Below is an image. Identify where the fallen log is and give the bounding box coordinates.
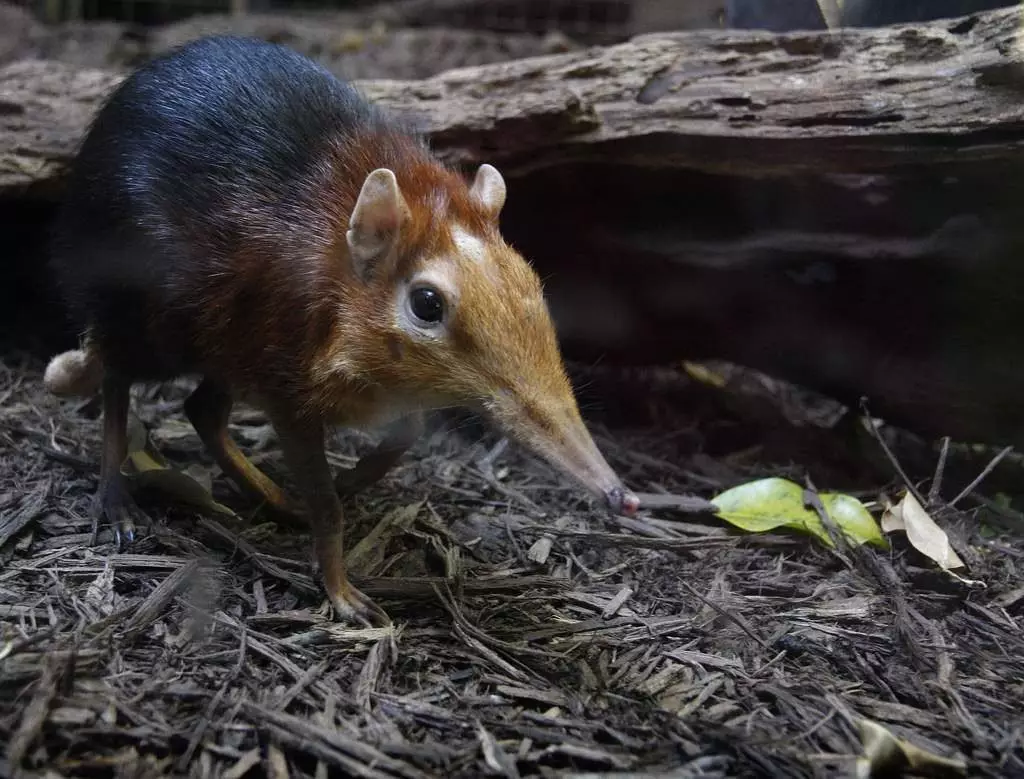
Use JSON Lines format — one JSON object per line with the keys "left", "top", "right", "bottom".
{"left": 4, "top": 7, "right": 1024, "bottom": 448}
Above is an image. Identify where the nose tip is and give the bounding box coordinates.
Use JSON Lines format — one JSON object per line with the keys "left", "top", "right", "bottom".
{"left": 605, "top": 486, "right": 640, "bottom": 517}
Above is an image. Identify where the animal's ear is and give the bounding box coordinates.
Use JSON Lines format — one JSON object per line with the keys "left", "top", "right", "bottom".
{"left": 347, "top": 168, "right": 409, "bottom": 281}
{"left": 470, "top": 163, "right": 506, "bottom": 222}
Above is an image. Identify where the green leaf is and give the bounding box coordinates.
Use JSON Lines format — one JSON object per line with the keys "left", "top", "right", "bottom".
{"left": 122, "top": 412, "right": 237, "bottom": 518}
{"left": 128, "top": 467, "right": 237, "bottom": 517}
{"left": 710, "top": 477, "right": 887, "bottom": 549}
{"left": 820, "top": 492, "right": 888, "bottom": 550}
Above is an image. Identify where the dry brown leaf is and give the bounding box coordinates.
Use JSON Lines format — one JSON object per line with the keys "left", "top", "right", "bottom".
{"left": 856, "top": 718, "right": 966, "bottom": 778}
{"left": 122, "top": 412, "right": 237, "bottom": 518}
{"left": 881, "top": 492, "right": 964, "bottom": 570}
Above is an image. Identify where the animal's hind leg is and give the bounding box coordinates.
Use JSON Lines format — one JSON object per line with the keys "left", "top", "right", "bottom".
{"left": 184, "top": 378, "right": 303, "bottom": 521}
{"left": 95, "top": 372, "right": 142, "bottom": 548}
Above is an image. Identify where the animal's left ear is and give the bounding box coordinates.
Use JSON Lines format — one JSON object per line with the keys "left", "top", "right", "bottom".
{"left": 470, "top": 163, "right": 506, "bottom": 222}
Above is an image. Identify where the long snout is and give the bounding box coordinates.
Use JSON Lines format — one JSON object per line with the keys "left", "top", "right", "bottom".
{"left": 486, "top": 392, "right": 640, "bottom": 517}
{"left": 546, "top": 408, "right": 640, "bottom": 517}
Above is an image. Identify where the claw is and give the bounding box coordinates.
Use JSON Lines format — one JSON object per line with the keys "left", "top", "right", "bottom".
{"left": 93, "top": 478, "right": 143, "bottom": 549}
{"left": 114, "top": 521, "right": 136, "bottom": 551}
{"left": 327, "top": 583, "right": 391, "bottom": 627}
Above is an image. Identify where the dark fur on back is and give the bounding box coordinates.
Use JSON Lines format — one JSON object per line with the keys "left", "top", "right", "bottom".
{"left": 50, "top": 35, "right": 433, "bottom": 404}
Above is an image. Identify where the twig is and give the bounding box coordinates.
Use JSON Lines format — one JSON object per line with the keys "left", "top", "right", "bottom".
{"left": 966, "top": 492, "right": 1024, "bottom": 528}
{"left": 678, "top": 580, "right": 768, "bottom": 649}
{"left": 0, "top": 480, "right": 50, "bottom": 549}
{"left": 6, "top": 651, "right": 69, "bottom": 771}
{"left": 432, "top": 584, "right": 542, "bottom": 681}
{"left": 274, "top": 658, "right": 330, "bottom": 711}
{"left": 948, "top": 445, "right": 1014, "bottom": 509}
{"left": 223, "top": 750, "right": 262, "bottom": 779}
{"left": 0, "top": 625, "right": 62, "bottom": 662}
{"left": 197, "top": 517, "right": 319, "bottom": 595}
{"left": 39, "top": 446, "right": 97, "bottom": 474}
{"left": 177, "top": 680, "right": 231, "bottom": 771}
{"left": 857, "top": 400, "right": 927, "bottom": 507}
{"left": 175, "top": 618, "right": 248, "bottom": 769}
{"left": 477, "top": 438, "right": 509, "bottom": 472}
{"left": 353, "top": 574, "right": 570, "bottom": 600}
{"left": 632, "top": 492, "right": 718, "bottom": 513}
{"left": 520, "top": 527, "right": 734, "bottom": 551}
{"left": 120, "top": 559, "right": 202, "bottom": 640}
{"left": 314, "top": 698, "right": 336, "bottom": 779}
{"left": 233, "top": 624, "right": 248, "bottom": 676}
{"left": 354, "top": 638, "right": 394, "bottom": 711}
{"left": 241, "top": 702, "right": 430, "bottom": 779}
{"left": 802, "top": 480, "right": 853, "bottom": 570}
{"left": 214, "top": 612, "right": 342, "bottom": 704}
{"left": 929, "top": 436, "right": 951, "bottom": 504}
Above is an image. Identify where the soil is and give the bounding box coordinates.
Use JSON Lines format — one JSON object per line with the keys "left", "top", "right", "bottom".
{"left": 1, "top": 351, "right": 1022, "bottom": 778}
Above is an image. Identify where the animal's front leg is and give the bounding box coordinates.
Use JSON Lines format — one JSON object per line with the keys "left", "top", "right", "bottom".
{"left": 334, "top": 412, "right": 424, "bottom": 497}
{"left": 271, "top": 410, "right": 390, "bottom": 626}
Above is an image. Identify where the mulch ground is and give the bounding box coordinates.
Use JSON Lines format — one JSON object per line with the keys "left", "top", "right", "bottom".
{"left": 1, "top": 352, "right": 1022, "bottom": 779}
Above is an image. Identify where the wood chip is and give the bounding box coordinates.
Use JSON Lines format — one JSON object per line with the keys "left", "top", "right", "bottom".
{"left": 477, "top": 723, "right": 521, "bottom": 778}
{"left": 602, "top": 587, "right": 634, "bottom": 619}
{"left": 223, "top": 748, "right": 262, "bottom": 779}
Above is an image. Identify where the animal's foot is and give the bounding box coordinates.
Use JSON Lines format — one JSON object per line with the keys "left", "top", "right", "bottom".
{"left": 326, "top": 581, "right": 391, "bottom": 628}
{"left": 92, "top": 479, "right": 145, "bottom": 550}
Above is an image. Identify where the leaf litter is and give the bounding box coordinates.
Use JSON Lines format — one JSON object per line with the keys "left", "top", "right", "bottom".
{"left": 0, "top": 355, "right": 1022, "bottom": 778}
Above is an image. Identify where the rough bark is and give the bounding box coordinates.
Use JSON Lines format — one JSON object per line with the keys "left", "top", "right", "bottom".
{"left": 359, "top": 0, "right": 726, "bottom": 42}
{"left": 5, "top": 7, "right": 1024, "bottom": 447}
{"left": 3, "top": 7, "right": 1022, "bottom": 193}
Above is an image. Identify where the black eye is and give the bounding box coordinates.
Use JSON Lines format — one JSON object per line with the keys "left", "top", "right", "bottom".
{"left": 409, "top": 286, "right": 445, "bottom": 324}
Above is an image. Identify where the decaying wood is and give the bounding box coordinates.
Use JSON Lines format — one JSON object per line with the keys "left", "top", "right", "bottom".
{"left": 6, "top": 7, "right": 1024, "bottom": 447}
{"left": 359, "top": 0, "right": 726, "bottom": 43}
{"left": 4, "top": 7, "right": 1022, "bottom": 193}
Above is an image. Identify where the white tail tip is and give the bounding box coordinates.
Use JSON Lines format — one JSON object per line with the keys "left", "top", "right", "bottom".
{"left": 43, "top": 348, "right": 103, "bottom": 397}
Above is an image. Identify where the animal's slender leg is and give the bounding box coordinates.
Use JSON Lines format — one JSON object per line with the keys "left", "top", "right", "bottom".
{"left": 271, "top": 411, "right": 389, "bottom": 626}
{"left": 334, "top": 412, "right": 424, "bottom": 496}
{"left": 184, "top": 377, "right": 303, "bottom": 521}
{"left": 95, "top": 372, "right": 139, "bottom": 549}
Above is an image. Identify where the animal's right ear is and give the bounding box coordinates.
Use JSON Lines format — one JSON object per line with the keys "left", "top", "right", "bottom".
{"left": 347, "top": 168, "right": 409, "bottom": 282}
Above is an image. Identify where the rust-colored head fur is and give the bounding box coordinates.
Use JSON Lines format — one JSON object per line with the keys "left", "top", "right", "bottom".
{"left": 312, "top": 128, "right": 638, "bottom": 516}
